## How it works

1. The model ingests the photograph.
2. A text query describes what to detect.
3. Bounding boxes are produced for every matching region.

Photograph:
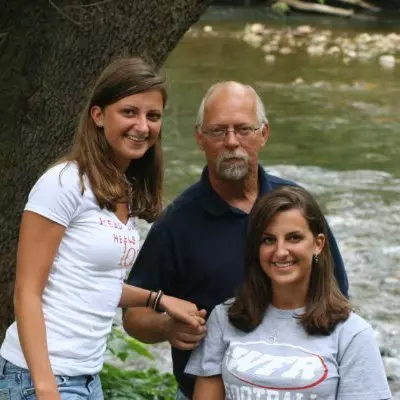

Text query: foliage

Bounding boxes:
[106,326,154,362]
[101,365,177,400]
[101,327,177,399]
[271,1,290,14]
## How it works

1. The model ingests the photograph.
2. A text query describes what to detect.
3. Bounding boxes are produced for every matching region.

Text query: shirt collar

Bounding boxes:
[198,165,271,216]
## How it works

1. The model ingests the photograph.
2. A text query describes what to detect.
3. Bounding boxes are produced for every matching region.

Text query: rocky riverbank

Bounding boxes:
[186,23,399,70]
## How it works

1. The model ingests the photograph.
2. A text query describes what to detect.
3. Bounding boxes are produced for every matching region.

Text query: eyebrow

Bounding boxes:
[262,230,303,236]
[121,105,162,113]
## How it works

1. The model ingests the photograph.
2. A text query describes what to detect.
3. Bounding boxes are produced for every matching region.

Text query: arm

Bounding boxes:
[122,213,206,349]
[185,306,228,394]
[14,211,64,400]
[193,376,225,400]
[119,285,205,328]
[123,307,207,350]
[337,324,392,399]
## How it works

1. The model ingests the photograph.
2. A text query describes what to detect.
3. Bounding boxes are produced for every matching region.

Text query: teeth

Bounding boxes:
[126,135,148,142]
[273,261,295,268]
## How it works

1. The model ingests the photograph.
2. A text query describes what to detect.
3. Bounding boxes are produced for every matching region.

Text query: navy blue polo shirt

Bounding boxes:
[127,166,348,398]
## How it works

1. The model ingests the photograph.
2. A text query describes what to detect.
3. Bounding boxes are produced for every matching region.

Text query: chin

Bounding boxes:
[127,148,150,160]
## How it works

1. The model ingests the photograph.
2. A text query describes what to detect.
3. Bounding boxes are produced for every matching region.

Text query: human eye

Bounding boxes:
[236,126,254,137]
[122,108,137,117]
[147,111,162,122]
[261,235,275,245]
[207,127,226,137]
[287,232,303,242]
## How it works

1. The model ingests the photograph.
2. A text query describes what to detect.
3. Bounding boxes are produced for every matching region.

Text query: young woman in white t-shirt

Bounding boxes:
[0,57,205,400]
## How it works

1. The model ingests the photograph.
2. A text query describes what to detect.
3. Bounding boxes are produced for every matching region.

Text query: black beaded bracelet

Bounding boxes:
[146,290,154,308]
[152,290,163,312]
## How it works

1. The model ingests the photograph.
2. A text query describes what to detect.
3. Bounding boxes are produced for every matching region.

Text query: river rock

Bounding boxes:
[379,55,396,69]
[295,25,313,35]
[264,54,276,63]
[249,23,265,35]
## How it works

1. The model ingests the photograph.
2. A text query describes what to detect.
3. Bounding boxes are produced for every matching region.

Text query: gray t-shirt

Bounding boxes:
[185,304,391,399]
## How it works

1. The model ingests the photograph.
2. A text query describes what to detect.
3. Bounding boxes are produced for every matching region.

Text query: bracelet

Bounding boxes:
[152,290,163,312]
[146,290,154,308]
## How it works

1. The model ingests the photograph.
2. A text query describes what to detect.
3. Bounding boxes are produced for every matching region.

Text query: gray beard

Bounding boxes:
[217,161,249,181]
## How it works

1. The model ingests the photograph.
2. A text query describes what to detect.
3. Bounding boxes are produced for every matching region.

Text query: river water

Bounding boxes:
[114,14,400,398]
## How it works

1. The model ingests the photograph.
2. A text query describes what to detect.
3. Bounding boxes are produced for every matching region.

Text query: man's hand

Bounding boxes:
[165,310,207,350]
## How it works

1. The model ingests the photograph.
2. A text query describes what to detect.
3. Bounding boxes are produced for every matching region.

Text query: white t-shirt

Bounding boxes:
[1,162,140,375]
[185,304,392,400]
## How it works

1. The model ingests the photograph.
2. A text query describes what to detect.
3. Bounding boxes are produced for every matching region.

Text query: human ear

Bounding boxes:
[90,105,104,128]
[314,233,326,255]
[195,127,205,152]
[260,123,270,147]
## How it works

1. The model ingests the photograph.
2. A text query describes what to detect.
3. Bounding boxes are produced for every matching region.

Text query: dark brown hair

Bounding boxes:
[62,57,167,222]
[228,186,351,335]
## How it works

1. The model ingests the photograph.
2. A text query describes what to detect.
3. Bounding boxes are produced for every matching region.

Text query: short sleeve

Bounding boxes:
[24,163,83,227]
[337,326,392,399]
[184,305,228,377]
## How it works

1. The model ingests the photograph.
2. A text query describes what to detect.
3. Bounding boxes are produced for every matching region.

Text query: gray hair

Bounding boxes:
[195,81,268,128]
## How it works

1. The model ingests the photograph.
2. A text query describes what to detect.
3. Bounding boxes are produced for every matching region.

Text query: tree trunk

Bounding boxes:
[0,0,211,341]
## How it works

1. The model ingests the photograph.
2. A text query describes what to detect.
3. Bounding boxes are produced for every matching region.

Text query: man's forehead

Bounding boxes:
[206,83,254,103]
[203,87,258,123]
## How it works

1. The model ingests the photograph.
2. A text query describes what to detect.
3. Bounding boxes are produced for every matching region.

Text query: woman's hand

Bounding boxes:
[159,295,206,328]
[35,384,62,400]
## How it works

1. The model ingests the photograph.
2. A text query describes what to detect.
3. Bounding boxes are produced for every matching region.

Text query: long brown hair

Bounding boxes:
[228,186,351,335]
[62,57,167,222]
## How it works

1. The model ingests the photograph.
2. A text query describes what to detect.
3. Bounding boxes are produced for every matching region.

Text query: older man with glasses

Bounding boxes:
[123,81,349,400]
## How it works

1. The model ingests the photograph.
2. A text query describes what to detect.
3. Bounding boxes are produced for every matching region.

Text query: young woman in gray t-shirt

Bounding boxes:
[186,186,391,400]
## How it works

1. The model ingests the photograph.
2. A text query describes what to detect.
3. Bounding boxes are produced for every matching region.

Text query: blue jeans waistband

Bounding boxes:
[0,355,95,384]
[0,354,24,375]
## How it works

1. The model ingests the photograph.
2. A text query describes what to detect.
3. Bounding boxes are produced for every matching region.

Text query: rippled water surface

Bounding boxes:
[117,16,400,397]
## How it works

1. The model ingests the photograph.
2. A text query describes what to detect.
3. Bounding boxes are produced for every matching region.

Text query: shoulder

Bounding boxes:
[152,180,202,227]
[335,312,373,344]
[34,161,81,190]
[338,312,371,332]
[208,301,232,328]
[165,180,202,215]
[261,168,299,190]
[26,161,85,226]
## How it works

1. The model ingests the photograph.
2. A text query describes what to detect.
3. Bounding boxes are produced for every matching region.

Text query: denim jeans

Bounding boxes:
[176,387,190,400]
[0,355,103,400]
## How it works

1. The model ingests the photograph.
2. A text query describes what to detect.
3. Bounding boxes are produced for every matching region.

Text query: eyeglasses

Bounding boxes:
[200,124,263,140]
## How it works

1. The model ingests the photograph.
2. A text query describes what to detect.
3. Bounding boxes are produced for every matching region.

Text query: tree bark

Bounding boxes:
[0,0,211,341]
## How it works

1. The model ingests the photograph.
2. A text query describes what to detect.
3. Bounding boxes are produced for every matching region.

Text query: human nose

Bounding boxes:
[223,129,240,148]
[274,240,289,258]
[134,114,150,133]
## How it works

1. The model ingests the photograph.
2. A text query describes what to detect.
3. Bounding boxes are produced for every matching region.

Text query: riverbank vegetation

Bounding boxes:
[102,327,177,399]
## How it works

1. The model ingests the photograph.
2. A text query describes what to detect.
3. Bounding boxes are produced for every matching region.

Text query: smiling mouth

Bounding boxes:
[272,261,296,268]
[126,134,149,143]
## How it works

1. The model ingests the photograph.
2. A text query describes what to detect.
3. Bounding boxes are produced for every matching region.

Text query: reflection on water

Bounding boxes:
[118,18,400,397]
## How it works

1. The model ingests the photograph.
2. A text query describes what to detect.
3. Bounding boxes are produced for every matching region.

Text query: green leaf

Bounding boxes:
[100,364,177,400]
[125,338,154,359]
